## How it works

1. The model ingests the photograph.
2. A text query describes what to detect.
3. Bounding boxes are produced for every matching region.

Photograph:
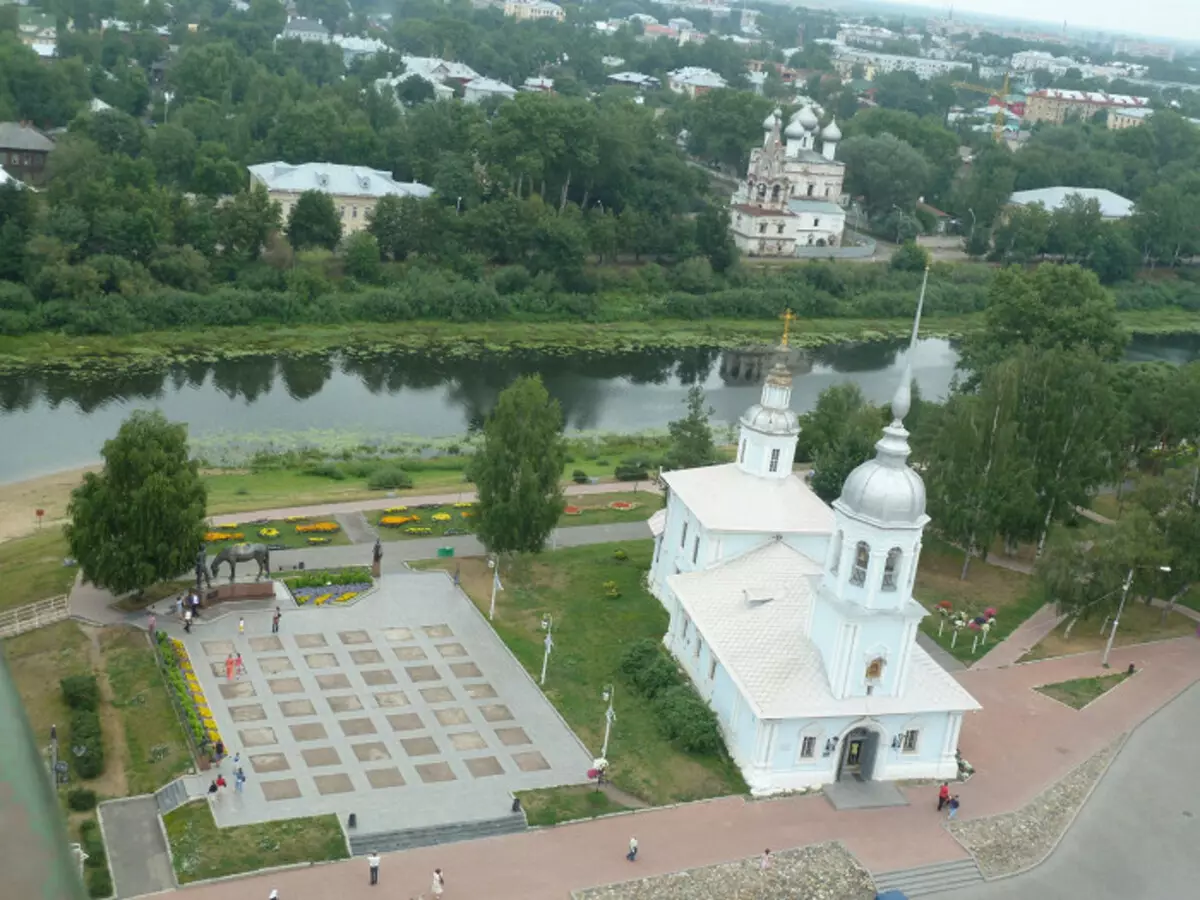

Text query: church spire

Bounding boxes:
[870,265,928,469]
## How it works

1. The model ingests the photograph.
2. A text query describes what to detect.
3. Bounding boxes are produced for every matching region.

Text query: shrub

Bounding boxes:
[613,548,628,561]
[619,640,682,699]
[657,686,723,754]
[79,817,106,865]
[618,639,661,681]
[86,865,113,898]
[70,708,105,779]
[282,567,372,589]
[572,469,589,484]
[367,465,413,490]
[68,788,99,811]
[889,240,931,272]
[61,674,100,711]
[602,579,621,598]
[305,461,345,480]
[614,463,648,481]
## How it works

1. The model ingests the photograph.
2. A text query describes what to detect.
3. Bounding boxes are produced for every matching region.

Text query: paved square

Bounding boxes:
[180,570,591,836]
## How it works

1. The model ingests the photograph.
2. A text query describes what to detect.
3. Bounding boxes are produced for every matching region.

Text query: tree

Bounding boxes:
[342,230,380,282]
[65,410,207,596]
[286,190,342,251]
[889,241,929,272]
[666,387,717,470]
[471,376,567,555]
[693,204,738,273]
[989,202,1050,263]
[837,133,930,217]
[216,184,281,262]
[798,383,885,502]
[686,88,773,171]
[368,195,422,261]
[1127,469,1200,621]
[960,264,1126,378]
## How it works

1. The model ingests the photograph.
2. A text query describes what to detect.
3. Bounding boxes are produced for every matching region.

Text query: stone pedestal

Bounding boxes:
[205,581,276,605]
[372,561,381,578]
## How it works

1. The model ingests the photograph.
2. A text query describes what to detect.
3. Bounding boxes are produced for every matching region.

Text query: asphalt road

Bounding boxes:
[951,681,1200,899]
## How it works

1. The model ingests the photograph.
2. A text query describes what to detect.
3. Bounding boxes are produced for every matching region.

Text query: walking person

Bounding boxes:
[272,607,281,634]
[184,608,193,633]
[937,781,950,811]
[235,652,245,677]
[626,836,638,862]
[175,595,184,620]
[207,779,218,804]
[948,795,960,820]
[147,611,156,639]
[191,593,201,618]
[238,617,245,638]
[760,849,772,871]
[431,868,444,896]
[225,654,235,682]
[235,768,246,794]
[367,851,380,885]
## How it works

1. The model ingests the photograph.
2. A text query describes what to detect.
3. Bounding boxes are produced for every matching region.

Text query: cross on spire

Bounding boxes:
[780,308,795,348]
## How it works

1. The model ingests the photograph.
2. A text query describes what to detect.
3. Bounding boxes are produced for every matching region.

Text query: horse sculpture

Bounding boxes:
[210,543,271,582]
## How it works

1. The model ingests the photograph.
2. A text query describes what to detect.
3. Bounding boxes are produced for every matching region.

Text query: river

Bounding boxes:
[1,334,1197,485]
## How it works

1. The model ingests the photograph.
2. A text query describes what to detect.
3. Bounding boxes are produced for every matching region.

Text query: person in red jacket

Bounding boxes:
[937,782,950,811]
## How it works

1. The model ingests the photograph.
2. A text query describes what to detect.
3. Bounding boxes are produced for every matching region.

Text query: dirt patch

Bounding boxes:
[0,466,95,543]
[84,627,130,799]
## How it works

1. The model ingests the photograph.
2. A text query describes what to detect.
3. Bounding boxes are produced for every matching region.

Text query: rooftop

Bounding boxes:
[1008,186,1134,219]
[248,162,433,200]
[1029,89,1149,107]
[399,56,482,83]
[670,542,980,719]
[787,199,844,216]
[661,463,833,534]
[283,17,329,35]
[0,122,55,153]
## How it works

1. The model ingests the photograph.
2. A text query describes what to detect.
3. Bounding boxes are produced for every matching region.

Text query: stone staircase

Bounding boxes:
[872,858,984,896]
[153,778,192,815]
[347,813,528,856]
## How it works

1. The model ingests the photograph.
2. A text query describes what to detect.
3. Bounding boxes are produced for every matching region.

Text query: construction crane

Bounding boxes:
[951,74,1012,142]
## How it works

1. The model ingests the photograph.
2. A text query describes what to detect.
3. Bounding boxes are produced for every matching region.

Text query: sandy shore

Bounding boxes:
[0,466,95,542]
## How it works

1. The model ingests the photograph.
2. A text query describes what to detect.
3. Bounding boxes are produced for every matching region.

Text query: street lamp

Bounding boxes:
[600,683,616,759]
[1102,564,1171,668]
[487,557,500,621]
[967,207,977,241]
[539,614,554,686]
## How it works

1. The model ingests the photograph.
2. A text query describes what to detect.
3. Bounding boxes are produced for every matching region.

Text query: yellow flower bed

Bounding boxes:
[432,513,451,522]
[405,526,433,535]
[215,522,240,530]
[384,506,408,513]
[314,593,333,606]
[337,592,358,603]
[296,521,340,533]
[307,536,331,545]
[453,501,475,508]
[204,531,245,542]
[460,511,473,518]
[380,514,419,526]
[259,527,280,538]
[284,515,309,523]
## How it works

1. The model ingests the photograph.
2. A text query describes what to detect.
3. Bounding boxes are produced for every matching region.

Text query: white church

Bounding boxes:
[646,315,979,795]
[728,105,848,257]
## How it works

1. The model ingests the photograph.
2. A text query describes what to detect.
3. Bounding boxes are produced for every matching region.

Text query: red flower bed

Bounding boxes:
[609,501,635,510]
[564,506,582,515]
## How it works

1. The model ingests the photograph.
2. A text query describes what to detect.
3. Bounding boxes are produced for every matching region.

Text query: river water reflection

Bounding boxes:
[1,334,1197,484]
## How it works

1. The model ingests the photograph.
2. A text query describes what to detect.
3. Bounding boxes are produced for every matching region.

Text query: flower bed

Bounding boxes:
[432,513,451,522]
[156,632,218,754]
[291,583,371,605]
[258,527,280,538]
[204,531,244,542]
[284,515,309,523]
[283,567,373,606]
[295,521,340,534]
[564,506,582,515]
[380,514,420,527]
[608,501,637,511]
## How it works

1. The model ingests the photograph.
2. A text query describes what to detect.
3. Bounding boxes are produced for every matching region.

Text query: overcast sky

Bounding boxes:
[881,0,1198,43]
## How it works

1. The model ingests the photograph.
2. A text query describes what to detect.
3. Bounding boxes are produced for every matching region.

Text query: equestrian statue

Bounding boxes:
[210,543,271,582]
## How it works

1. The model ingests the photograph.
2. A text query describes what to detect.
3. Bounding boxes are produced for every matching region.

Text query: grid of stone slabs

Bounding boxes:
[184,570,591,834]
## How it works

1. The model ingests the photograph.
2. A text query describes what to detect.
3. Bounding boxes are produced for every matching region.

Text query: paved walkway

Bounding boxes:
[144,635,1200,900]
[971,603,1065,670]
[99,797,174,900]
[213,482,661,526]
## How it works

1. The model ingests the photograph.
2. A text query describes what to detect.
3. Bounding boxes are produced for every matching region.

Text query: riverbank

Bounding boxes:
[2,309,1198,375]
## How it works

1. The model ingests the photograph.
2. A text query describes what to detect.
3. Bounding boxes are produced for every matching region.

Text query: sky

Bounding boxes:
[876,0,1200,44]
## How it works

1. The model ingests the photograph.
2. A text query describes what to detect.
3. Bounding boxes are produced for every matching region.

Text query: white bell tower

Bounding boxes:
[736,310,800,480]
[809,269,932,701]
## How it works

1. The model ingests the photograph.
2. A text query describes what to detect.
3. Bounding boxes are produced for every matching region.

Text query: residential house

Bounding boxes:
[0,122,55,183]
[1106,107,1155,129]
[247,162,433,235]
[521,76,555,93]
[503,0,565,22]
[607,71,660,91]
[1007,186,1134,220]
[667,67,727,98]
[1023,89,1149,125]
[464,77,518,104]
[333,35,389,66]
[278,18,331,44]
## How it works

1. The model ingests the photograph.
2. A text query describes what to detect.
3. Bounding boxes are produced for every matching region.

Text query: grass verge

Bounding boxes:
[914,539,1042,663]
[414,541,746,806]
[0,526,78,613]
[3,620,92,750]
[1019,601,1198,662]
[163,801,347,884]
[1035,672,1132,709]
[100,627,193,794]
[516,785,632,827]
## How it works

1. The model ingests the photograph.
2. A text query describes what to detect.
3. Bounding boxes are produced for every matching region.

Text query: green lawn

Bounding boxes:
[1035,672,1132,709]
[0,526,78,613]
[414,541,747,806]
[209,517,351,549]
[516,784,632,827]
[163,801,347,884]
[1020,600,1198,662]
[1089,492,1123,521]
[374,491,660,541]
[914,539,1042,663]
[100,627,193,794]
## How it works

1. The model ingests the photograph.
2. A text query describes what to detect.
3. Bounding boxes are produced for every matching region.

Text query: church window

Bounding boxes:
[695,637,703,659]
[692,536,699,564]
[708,657,717,680]
[799,736,817,759]
[738,439,746,464]
[850,542,870,586]
[758,223,767,234]
[757,183,766,198]
[769,448,781,472]
[771,184,781,202]
[681,617,690,642]
[806,183,814,197]
[882,548,902,591]
[901,729,919,753]
[825,186,831,197]
[865,656,885,681]
[681,521,688,548]
[830,530,843,574]
[776,224,784,235]
[813,218,820,229]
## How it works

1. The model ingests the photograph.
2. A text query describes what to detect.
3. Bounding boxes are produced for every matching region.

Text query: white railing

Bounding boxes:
[0,595,69,639]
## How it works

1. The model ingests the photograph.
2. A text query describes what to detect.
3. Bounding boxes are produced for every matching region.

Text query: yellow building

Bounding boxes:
[1106,107,1155,130]
[503,0,565,22]
[247,163,432,236]
[1024,89,1150,125]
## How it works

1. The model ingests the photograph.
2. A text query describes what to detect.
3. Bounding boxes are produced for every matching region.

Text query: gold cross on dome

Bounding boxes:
[780,308,795,348]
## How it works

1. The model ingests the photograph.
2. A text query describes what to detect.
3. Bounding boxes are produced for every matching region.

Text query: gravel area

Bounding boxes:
[949,739,1121,878]
[572,841,875,900]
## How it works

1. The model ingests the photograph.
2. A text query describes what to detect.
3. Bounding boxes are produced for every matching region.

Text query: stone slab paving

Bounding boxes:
[181,570,592,835]
[98,797,175,900]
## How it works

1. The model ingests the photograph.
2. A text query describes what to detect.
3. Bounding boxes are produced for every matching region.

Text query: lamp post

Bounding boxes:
[1102,564,1171,668]
[600,683,616,759]
[539,614,554,686]
[488,557,499,621]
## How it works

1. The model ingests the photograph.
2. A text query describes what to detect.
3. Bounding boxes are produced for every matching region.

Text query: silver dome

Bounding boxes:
[740,404,799,435]
[784,118,807,139]
[796,105,819,130]
[821,118,842,142]
[837,456,927,525]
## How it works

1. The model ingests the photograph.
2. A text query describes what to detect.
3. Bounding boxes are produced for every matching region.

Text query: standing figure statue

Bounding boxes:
[195,545,212,592]
[372,538,383,578]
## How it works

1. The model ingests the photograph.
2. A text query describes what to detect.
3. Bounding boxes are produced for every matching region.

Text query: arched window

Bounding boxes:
[829,530,843,574]
[865,656,885,681]
[771,184,781,202]
[850,541,869,586]
[757,183,767,198]
[806,183,814,197]
[882,548,902,591]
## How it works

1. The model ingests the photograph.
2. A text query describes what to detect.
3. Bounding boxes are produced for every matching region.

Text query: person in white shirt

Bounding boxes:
[431,867,445,896]
[626,836,638,861]
[368,851,380,885]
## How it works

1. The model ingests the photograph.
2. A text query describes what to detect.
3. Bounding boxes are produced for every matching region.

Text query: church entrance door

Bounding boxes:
[837,726,878,782]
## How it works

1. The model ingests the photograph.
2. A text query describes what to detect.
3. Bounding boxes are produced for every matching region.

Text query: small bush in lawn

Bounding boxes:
[620,640,682,699]
[367,466,413,490]
[614,463,648,481]
[68,788,99,811]
[61,675,100,711]
[657,686,723,754]
[69,709,105,779]
[572,469,589,484]
[304,461,345,480]
[603,579,621,598]
[86,866,113,898]
[613,548,628,561]
[79,818,106,864]
[618,639,660,681]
